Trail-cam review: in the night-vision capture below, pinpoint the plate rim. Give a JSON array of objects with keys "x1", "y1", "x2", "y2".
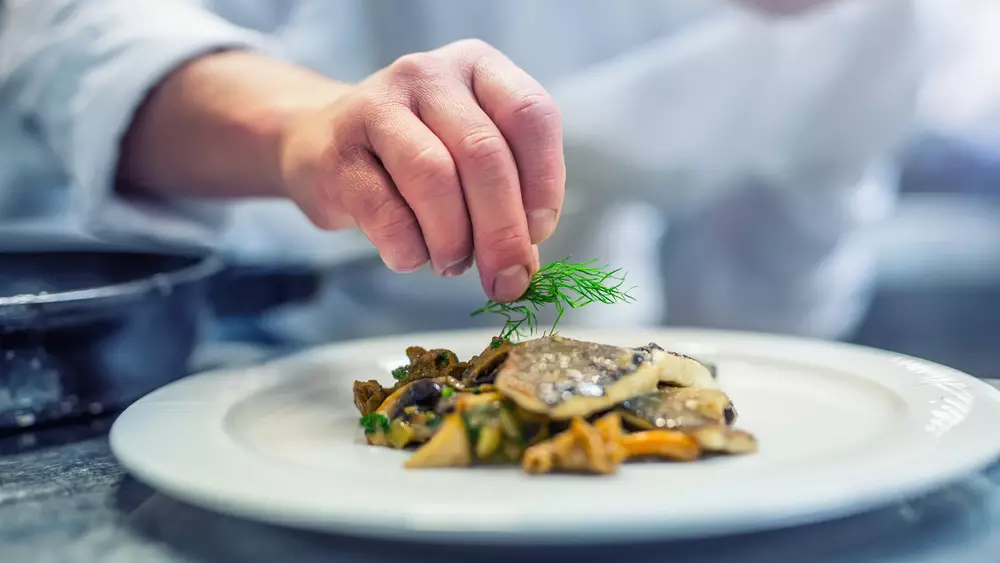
[{"x1": 110, "y1": 327, "x2": 1000, "y2": 544}]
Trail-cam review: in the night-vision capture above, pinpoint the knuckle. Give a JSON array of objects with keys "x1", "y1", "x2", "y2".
[
  {"x1": 482, "y1": 224, "x2": 531, "y2": 256},
  {"x1": 451, "y1": 38, "x2": 495, "y2": 57},
  {"x1": 351, "y1": 92, "x2": 393, "y2": 127},
  {"x1": 367, "y1": 198, "x2": 419, "y2": 241},
  {"x1": 335, "y1": 143, "x2": 369, "y2": 166},
  {"x1": 441, "y1": 39, "x2": 498, "y2": 78},
  {"x1": 458, "y1": 128, "x2": 509, "y2": 169},
  {"x1": 327, "y1": 143, "x2": 370, "y2": 181},
  {"x1": 510, "y1": 91, "x2": 561, "y2": 125},
  {"x1": 389, "y1": 52, "x2": 441, "y2": 82},
  {"x1": 405, "y1": 147, "x2": 457, "y2": 196}
]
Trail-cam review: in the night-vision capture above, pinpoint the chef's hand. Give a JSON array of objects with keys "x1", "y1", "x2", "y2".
[{"x1": 279, "y1": 39, "x2": 564, "y2": 302}]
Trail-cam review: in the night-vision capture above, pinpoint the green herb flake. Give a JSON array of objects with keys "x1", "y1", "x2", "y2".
[
  {"x1": 441, "y1": 387, "x2": 455, "y2": 398},
  {"x1": 359, "y1": 413, "x2": 390, "y2": 434},
  {"x1": 391, "y1": 366, "x2": 409, "y2": 380}
]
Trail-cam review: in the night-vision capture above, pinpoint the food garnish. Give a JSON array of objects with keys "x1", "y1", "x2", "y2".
[
  {"x1": 359, "y1": 413, "x2": 390, "y2": 434},
  {"x1": 471, "y1": 258, "x2": 635, "y2": 340}
]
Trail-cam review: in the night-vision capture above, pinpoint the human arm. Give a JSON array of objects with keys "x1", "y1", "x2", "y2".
[
  {"x1": 0, "y1": 0, "x2": 273, "y2": 251},
  {"x1": 2, "y1": 0, "x2": 563, "y2": 301},
  {"x1": 120, "y1": 40, "x2": 564, "y2": 301}
]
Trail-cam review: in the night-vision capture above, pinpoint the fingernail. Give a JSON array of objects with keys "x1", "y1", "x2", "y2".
[
  {"x1": 381, "y1": 253, "x2": 426, "y2": 274},
  {"x1": 441, "y1": 255, "x2": 474, "y2": 278},
  {"x1": 493, "y1": 265, "x2": 529, "y2": 302},
  {"x1": 527, "y1": 209, "x2": 558, "y2": 243}
]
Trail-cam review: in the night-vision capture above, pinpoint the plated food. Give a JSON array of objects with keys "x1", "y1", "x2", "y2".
[{"x1": 353, "y1": 335, "x2": 757, "y2": 474}]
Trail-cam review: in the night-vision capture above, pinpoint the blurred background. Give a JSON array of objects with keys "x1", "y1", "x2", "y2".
[
  {"x1": 207, "y1": 0, "x2": 1000, "y2": 379},
  {"x1": 3, "y1": 0, "x2": 1000, "y2": 431}
]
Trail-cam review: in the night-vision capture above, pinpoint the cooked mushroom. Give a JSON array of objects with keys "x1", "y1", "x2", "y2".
[
  {"x1": 522, "y1": 413, "x2": 627, "y2": 475},
  {"x1": 390, "y1": 347, "x2": 468, "y2": 389},
  {"x1": 404, "y1": 413, "x2": 473, "y2": 468},
  {"x1": 462, "y1": 338, "x2": 512, "y2": 386},
  {"x1": 620, "y1": 430, "x2": 701, "y2": 461},
  {"x1": 377, "y1": 378, "x2": 447, "y2": 420},
  {"x1": 353, "y1": 380, "x2": 388, "y2": 417}
]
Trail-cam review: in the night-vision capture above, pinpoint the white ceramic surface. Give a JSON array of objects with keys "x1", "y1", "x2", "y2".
[{"x1": 110, "y1": 329, "x2": 1000, "y2": 544}]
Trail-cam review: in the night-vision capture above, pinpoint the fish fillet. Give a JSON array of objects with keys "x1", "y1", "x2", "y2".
[{"x1": 495, "y1": 336, "x2": 717, "y2": 419}]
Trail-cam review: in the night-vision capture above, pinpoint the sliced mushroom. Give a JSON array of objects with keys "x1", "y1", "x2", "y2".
[
  {"x1": 377, "y1": 378, "x2": 447, "y2": 420},
  {"x1": 404, "y1": 413, "x2": 473, "y2": 469},
  {"x1": 462, "y1": 338, "x2": 512, "y2": 386}
]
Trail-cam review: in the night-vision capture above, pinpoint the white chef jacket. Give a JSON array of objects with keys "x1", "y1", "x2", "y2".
[{"x1": 0, "y1": 0, "x2": 925, "y2": 340}]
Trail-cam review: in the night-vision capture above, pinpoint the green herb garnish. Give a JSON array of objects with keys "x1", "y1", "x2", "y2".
[
  {"x1": 391, "y1": 366, "x2": 409, "y2": 380},
  {"x1": 471, "y1": 257, "x2": 634, "y2": 340},
  {"x1": 359, "y1": 413, "x2": 390, "y2": 434},
  {"x1": 441, "y1": 387, "x2": 455, "y2": 398},
  {"x1": 490, "y1": 336, "x2": 507, "y2": 349}
]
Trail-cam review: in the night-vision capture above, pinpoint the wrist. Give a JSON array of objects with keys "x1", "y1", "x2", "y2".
[{"x1": 254, "y1": 81, "x2": 353, "y2": 199}]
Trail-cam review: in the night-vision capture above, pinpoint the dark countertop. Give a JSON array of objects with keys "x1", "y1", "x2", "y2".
[{"x1": 3, "y1": 381, "x2": 1000, "y2": 563}]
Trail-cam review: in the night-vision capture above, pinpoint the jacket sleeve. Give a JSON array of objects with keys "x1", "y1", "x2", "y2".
[{"x1": 0, "y1": 0, "x2": 274, "y2": 252}]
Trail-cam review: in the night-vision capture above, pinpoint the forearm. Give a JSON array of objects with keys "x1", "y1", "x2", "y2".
[{"x1": 119, "y1": 50, "x2": 351, "y2": 199}]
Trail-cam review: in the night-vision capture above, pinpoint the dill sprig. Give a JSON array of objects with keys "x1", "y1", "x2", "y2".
[{"x1": 471, "y1": 257, "x2": 634, "y2": 340}]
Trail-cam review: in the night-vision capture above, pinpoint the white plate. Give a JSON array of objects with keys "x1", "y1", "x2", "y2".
[{"x1": 110, "y1": 329, "x2": 1000, "y2": 544}]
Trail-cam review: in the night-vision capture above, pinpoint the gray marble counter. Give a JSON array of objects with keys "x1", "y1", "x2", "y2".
[{"x1": 3, "y1": 382, "x2": 1000, "y2": 563}]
